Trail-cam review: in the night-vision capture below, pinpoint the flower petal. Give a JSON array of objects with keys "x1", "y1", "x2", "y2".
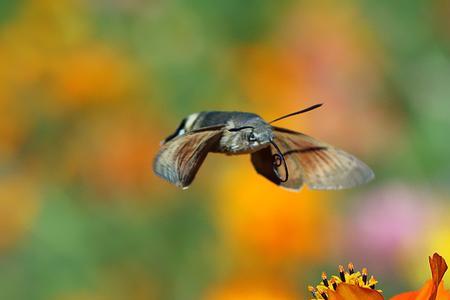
[
  {"x1": 390, "y1": 291, "x2": 419, "y2": 300},
  {"x1": 429, "y1": 253, "x2": 448, "y2": 300},
  {"x1": 328, "y1": 283, "x2": 384, "y2": 300},
  {"x1": 436, "y1": 281, "x2": 450, "y2": 300},
  {"x1": 390, "y1": 254, "x2": 448, "y2": 300}
]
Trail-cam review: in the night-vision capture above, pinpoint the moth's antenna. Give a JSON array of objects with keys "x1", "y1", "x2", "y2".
[
  {"x1": 269, "y1": 103, "x2": 323, "y2": 124},
  {"x1": 270, "y1": 140, "x2": 289, "y2": 182}
]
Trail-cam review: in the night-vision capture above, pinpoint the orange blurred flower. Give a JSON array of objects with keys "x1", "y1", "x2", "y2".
[
  {"x1": 0, "y1": 98, "x2": 32, "y2": 164},
  {"x1": 391, "y1": 253, "x2": 449, "y2": 300},
  {"x1": 0, "y1": 0, "x2": 142, "y2": 113},
  {"x1": 215, "y1": 160, "x2": 331, "y2": 265},
  {"x1": 205, "y1": 280, "x2": 297, "y2": 300},
  {"x1": 51, "y1": 46, "x2": 136, "y2": 108},
  {"x1": 238, "y1": 46, "x2": 306, "y2": 118},
  {"x1": 63, "y1": 106, "x2": 159, "y2": 198},
  {"x1": 0, "y1": 0, "x2": 144, "y2": 164}
]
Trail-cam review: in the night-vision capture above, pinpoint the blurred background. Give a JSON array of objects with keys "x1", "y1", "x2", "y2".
[{"x1": 1, "y1": 0, "x2": 450, "y2": 299}]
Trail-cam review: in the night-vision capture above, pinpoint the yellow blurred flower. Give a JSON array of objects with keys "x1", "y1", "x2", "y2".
[
  {"x1": 0, "y1": 0, "x2": 89, "y2": 87},
  {"x1": 399, "y1": 201, "x2": 450, "y2": 288}
]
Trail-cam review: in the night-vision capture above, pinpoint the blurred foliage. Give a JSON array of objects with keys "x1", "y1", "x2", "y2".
[{"x1": 1, "y1": 0, "x2": 450, "y2": 299}]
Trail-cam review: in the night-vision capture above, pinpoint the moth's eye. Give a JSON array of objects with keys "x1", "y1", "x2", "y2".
[{"x1": 248, "y1": 133, "x2": 257, "y2": 142}]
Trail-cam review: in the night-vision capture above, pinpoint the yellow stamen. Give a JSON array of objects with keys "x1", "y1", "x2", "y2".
[
  {"x1": 330, "y1": 278, "x2": 337, "y2": 291},
  {"x1": 308, "y1": 285, "x2": 318, "y2": 298},
  {"x1": 322, "y1": 272, "x2": 329, "y2": 287},
  {"x1": 320, "y1": 291, "x2": 328, "y2": 300},
  {"x1": 339, "y1": 265, "x2": 346, "y2": 282},
  {"x1": 348, "y1": 262, "x2": 355, "y2": 274},
  {"x1": 369, "y1": 275, "x2": 377, "y2": 289},
  {"x1": 362, "y1": 268, "x2": 368, "y2": 285},
  {"x1": 308, "y1": 263, "x2": 382, "y2": 299}
]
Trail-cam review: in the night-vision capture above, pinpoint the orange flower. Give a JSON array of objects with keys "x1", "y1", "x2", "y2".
[
  {"x1": 327, "y1": 284, "x2": 384, "y2": 300},
  {"x1": 308, "y1": 263, "x2": 383, "y2": 300},
  {"x1": 391, "y1": 253, "x2": 449, "y2": 300},
  {"x1": 308, "y1": 254, "x2": 449, "y2": 300}
]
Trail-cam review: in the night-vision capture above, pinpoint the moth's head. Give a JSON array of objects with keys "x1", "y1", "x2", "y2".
[{"x1": 227, "y1": 118, "x2": 273, "y2": 153}]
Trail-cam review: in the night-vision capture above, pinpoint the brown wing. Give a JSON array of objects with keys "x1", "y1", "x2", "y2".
[
  {"x1": 252, "y1": 127, "x2": 374, "y2": 190},
  {"x1": 153, "y1": 128, "x2": 223, "y2": 188}
]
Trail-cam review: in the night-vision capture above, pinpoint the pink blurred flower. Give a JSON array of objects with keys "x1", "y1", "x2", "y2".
[{"x1": 345, "y1": 184, "x2": 437, "y2": 273}]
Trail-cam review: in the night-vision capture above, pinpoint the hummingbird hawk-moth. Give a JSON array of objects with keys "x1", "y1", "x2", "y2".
[{"x1": 153, "y1": 104, "x2": 374, "y2": 190}]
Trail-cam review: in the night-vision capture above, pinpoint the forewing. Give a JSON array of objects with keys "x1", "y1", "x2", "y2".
[
  {"x1": 153, "y1": 129, "x2": 223, "y2": 188},
  {"x1": 271, "y1": 127, "x2": 374, "y2": 190}
]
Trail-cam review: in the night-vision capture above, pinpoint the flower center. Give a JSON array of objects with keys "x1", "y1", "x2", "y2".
[{"x1": 308, "y1": 263, "x2": 381, "y2": 299}]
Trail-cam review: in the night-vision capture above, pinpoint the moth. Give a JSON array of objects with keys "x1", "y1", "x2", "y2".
[{"x1": 153, "y1": 104, "x2": 374, "y2": 191}]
